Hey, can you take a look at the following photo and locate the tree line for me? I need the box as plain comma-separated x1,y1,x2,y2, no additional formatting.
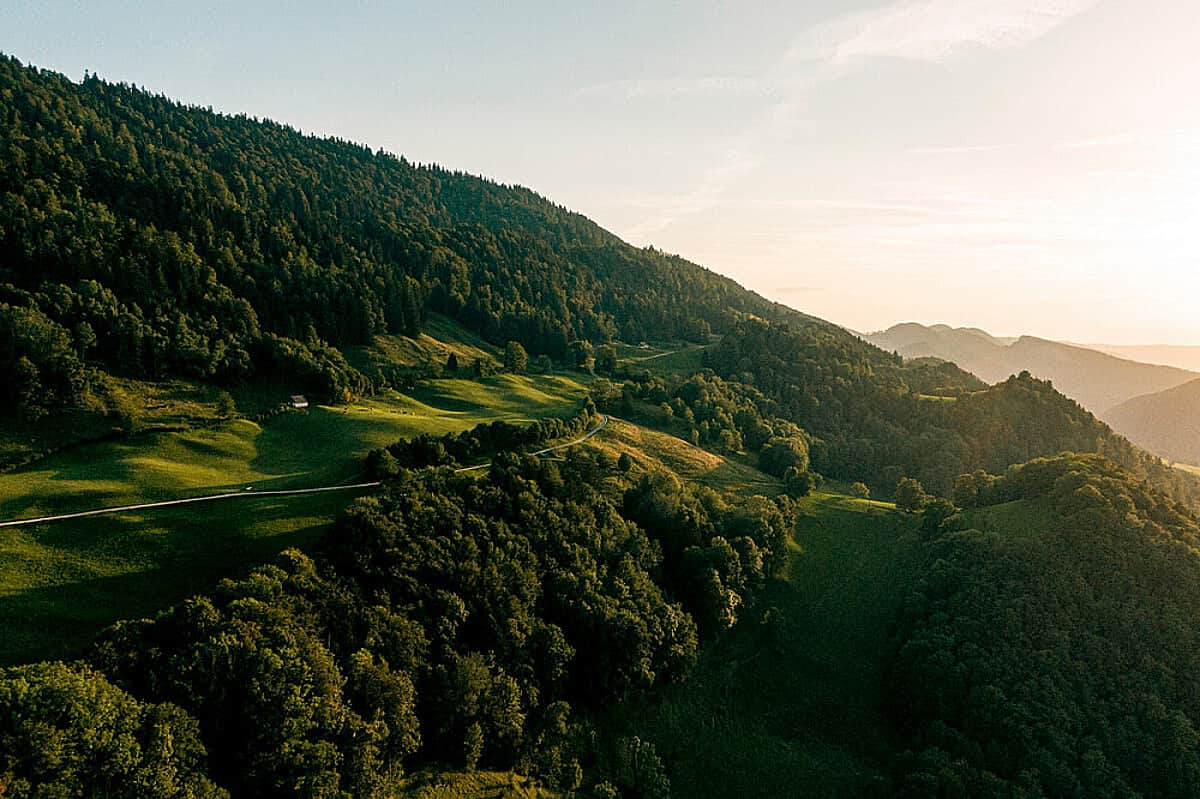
0,54,793,414
701,317,1200,506
886,453,1200,796
0,423,795,798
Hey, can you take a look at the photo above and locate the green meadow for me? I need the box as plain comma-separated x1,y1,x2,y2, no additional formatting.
0,372,589,665
0,374,589,521
0,490,367,665
616,341,708,378
607,491,922,798
398,771,555,799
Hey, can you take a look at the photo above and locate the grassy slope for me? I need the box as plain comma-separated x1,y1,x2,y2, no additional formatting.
589,417,780,498
345,313,503,375
617,342,708,378
589,337,932,795
0,378,242,470
2,323,928,799
398,771,555,799
0,490,365,665
607,492,922,798
0,373,589,666
0,374,588,521
963,496,1056,541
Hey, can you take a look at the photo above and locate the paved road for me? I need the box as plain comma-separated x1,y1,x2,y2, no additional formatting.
0,415,608,529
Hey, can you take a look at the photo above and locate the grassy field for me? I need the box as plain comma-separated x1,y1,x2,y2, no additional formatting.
0,490,367,665
398,771,555,799
607,491,922,798
588,417,781,498
345,313,502,375
0,374,589,522
618,342,707,378
0,373,589,665
0,378,242,471
963,496,1056,541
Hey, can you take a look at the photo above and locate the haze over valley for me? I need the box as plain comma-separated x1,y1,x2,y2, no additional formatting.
866,322,1200,467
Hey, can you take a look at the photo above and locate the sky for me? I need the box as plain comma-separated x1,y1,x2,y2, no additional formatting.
5,0,1199,344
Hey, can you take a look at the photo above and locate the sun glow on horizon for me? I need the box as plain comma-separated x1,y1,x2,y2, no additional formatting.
5,0,1199,343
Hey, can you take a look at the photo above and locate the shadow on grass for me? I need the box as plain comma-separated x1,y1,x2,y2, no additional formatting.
0,491,364,666
604,494,922,799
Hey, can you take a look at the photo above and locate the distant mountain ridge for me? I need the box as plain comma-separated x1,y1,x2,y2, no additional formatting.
865,322,1198,414
1070,343,1200,373
1106,378,1200,467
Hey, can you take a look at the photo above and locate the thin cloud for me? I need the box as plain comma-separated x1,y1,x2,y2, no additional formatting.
617,0,1099,243
1059,128,1200,150
786,0,1100,66
907,143,1008,156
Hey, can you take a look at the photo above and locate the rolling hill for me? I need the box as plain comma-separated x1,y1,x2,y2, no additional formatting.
865,322,1197,414
5,52,1200,799
1105,377,1200,467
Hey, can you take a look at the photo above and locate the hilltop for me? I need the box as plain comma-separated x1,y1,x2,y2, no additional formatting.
865,322,1197,414
1106,377,1200,468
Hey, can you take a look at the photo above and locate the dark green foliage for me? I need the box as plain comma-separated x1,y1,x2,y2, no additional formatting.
917,496,958,538
372,407,594,470
503,340,528,374
608,736,671,799
599,370,818,481
33,443,793,797
0,661,227,798
894,477,927,513
622,472,794,633
759,435,810,478
595,344,618,375
952,469,995,508
704,318,1200,505
570,340,595,370
0,304,90,418
0,55,792,412
784,466,816,497
886,454,1200,797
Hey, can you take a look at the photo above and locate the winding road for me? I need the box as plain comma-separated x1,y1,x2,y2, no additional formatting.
0,415,608,529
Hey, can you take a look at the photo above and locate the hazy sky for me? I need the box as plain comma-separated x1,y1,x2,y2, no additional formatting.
5,1,1199,344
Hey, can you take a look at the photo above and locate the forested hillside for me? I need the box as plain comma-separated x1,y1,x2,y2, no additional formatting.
702,318,1200,505
1105,377,1200,467
0,53,796,413
7,54,1191,507
6,52,1200,799
887,453,1200,797
865,323,1197,413
3,430,795,798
